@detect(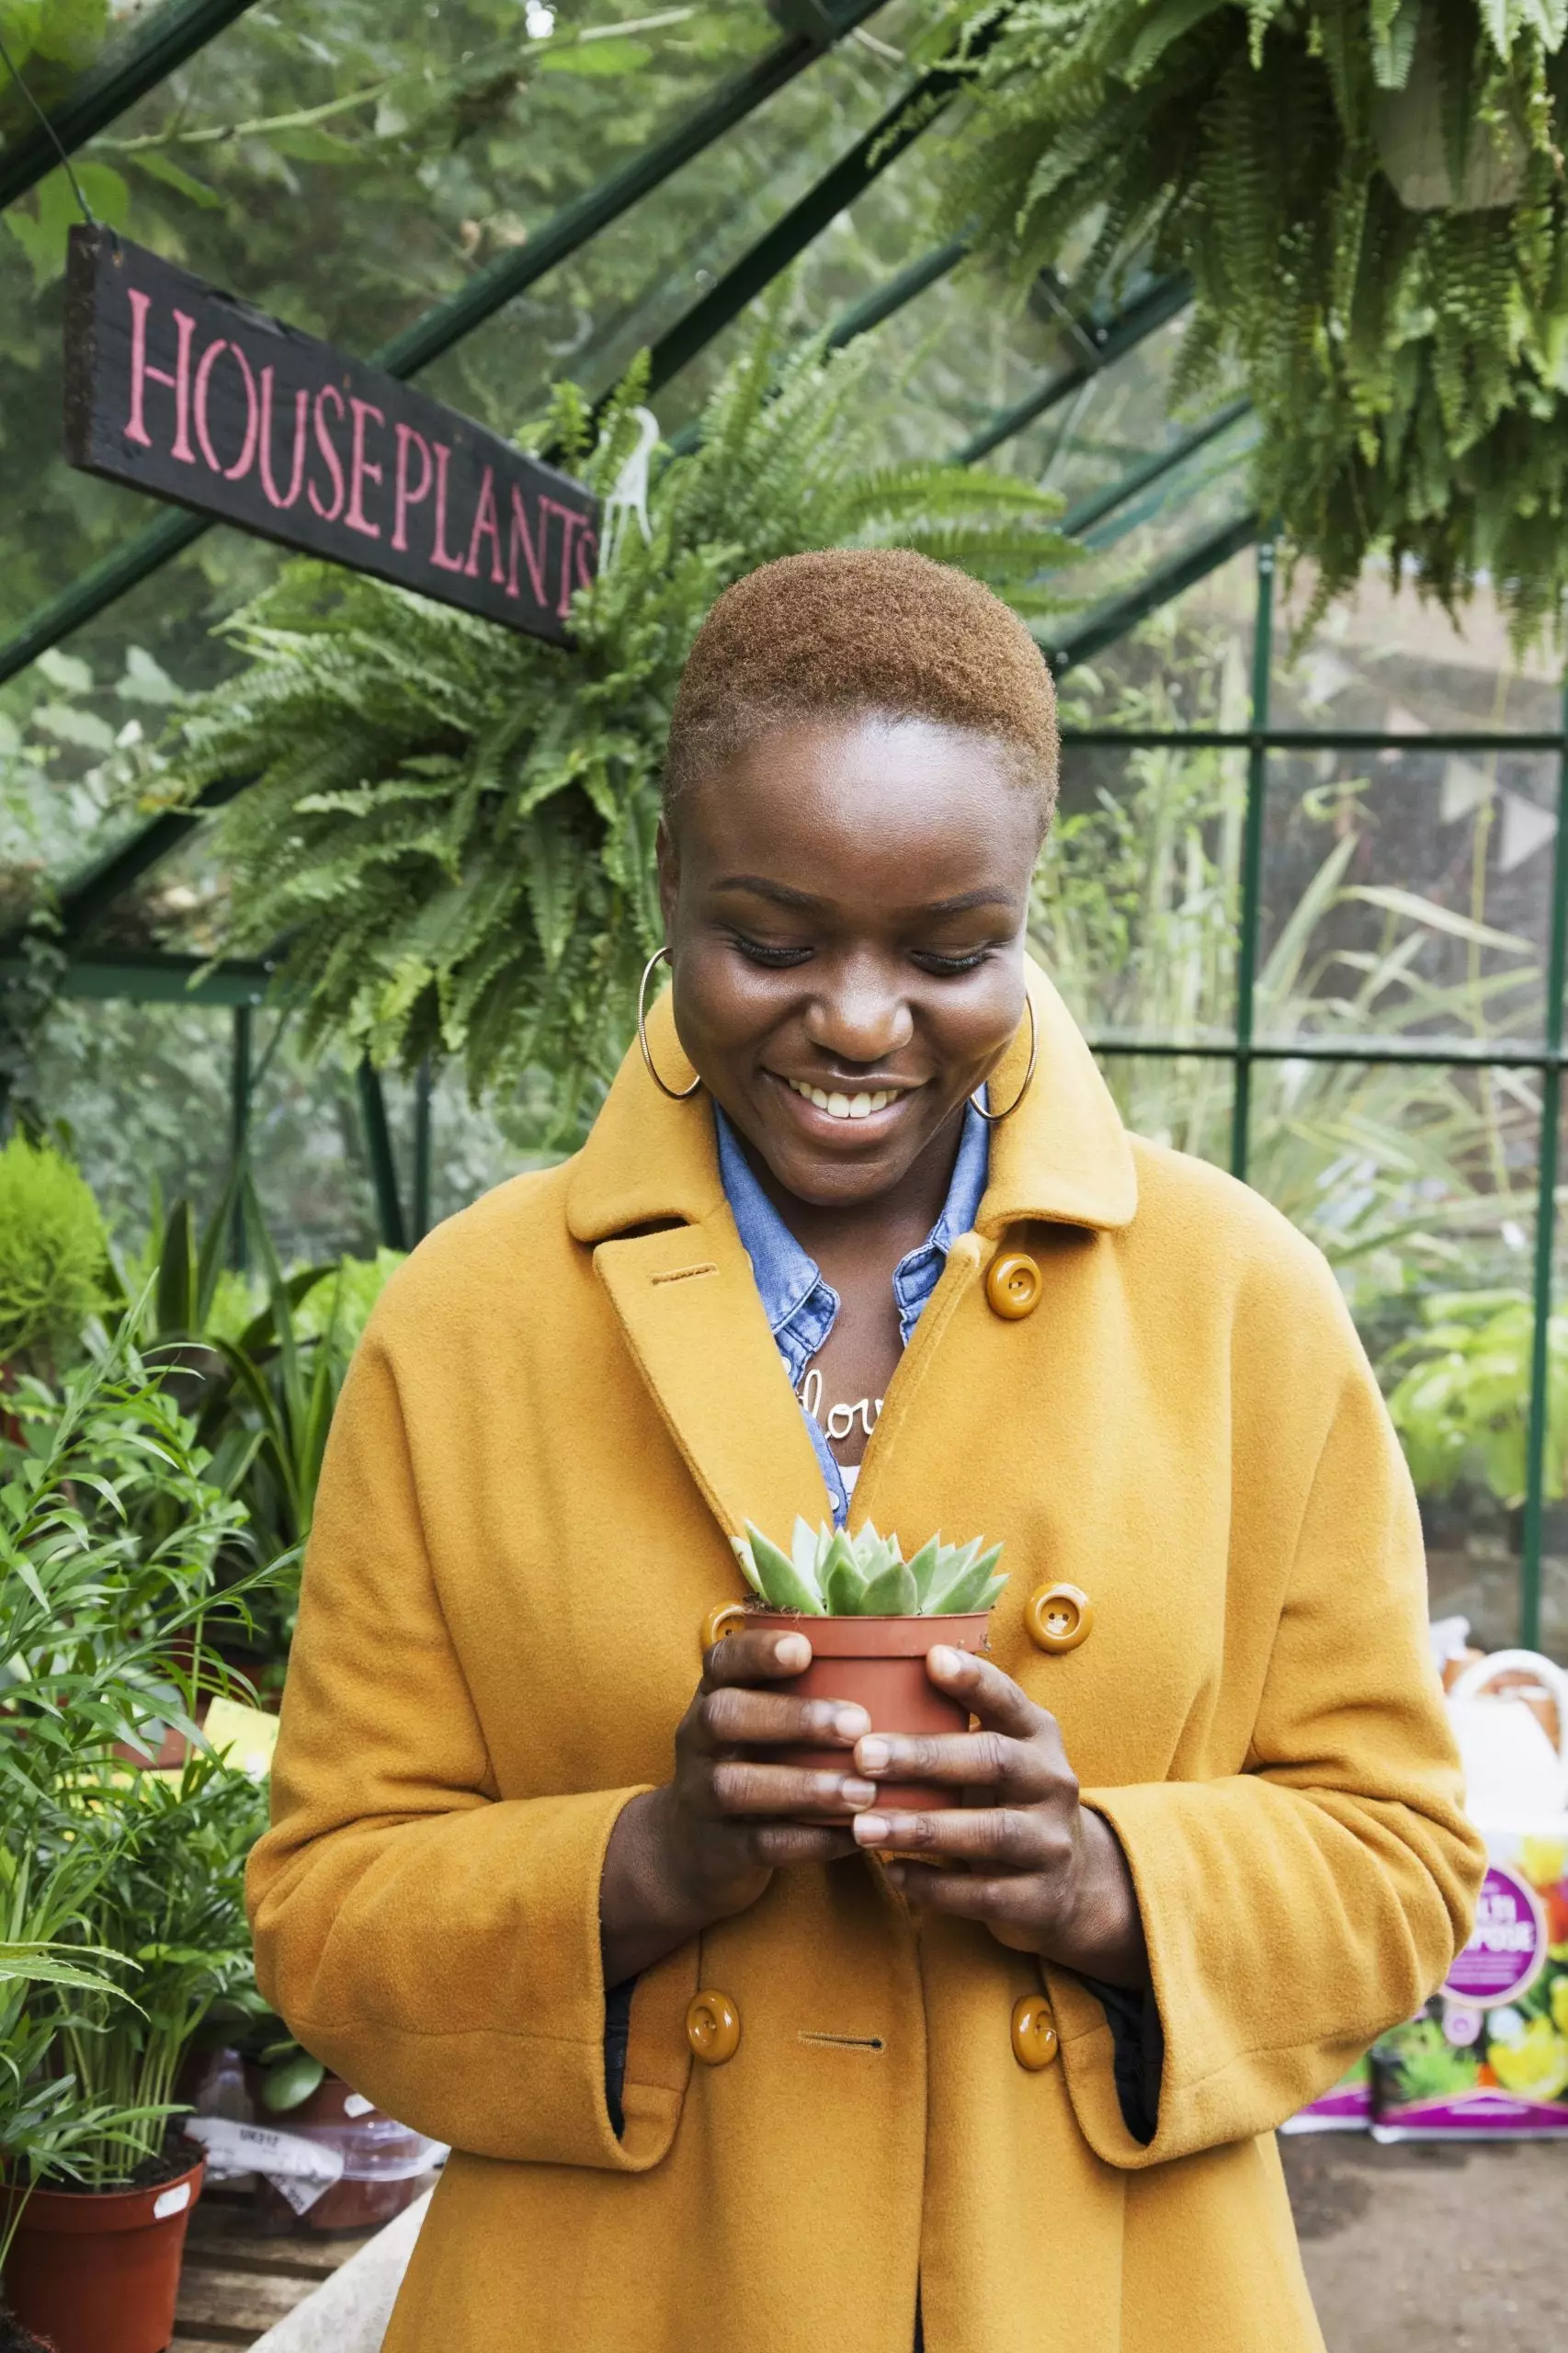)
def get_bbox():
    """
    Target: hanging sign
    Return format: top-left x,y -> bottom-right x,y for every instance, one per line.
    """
62,226 -> 597,645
